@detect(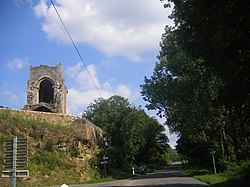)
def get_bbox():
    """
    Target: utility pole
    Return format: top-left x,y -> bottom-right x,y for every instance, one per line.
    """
210,150 -> 217,174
